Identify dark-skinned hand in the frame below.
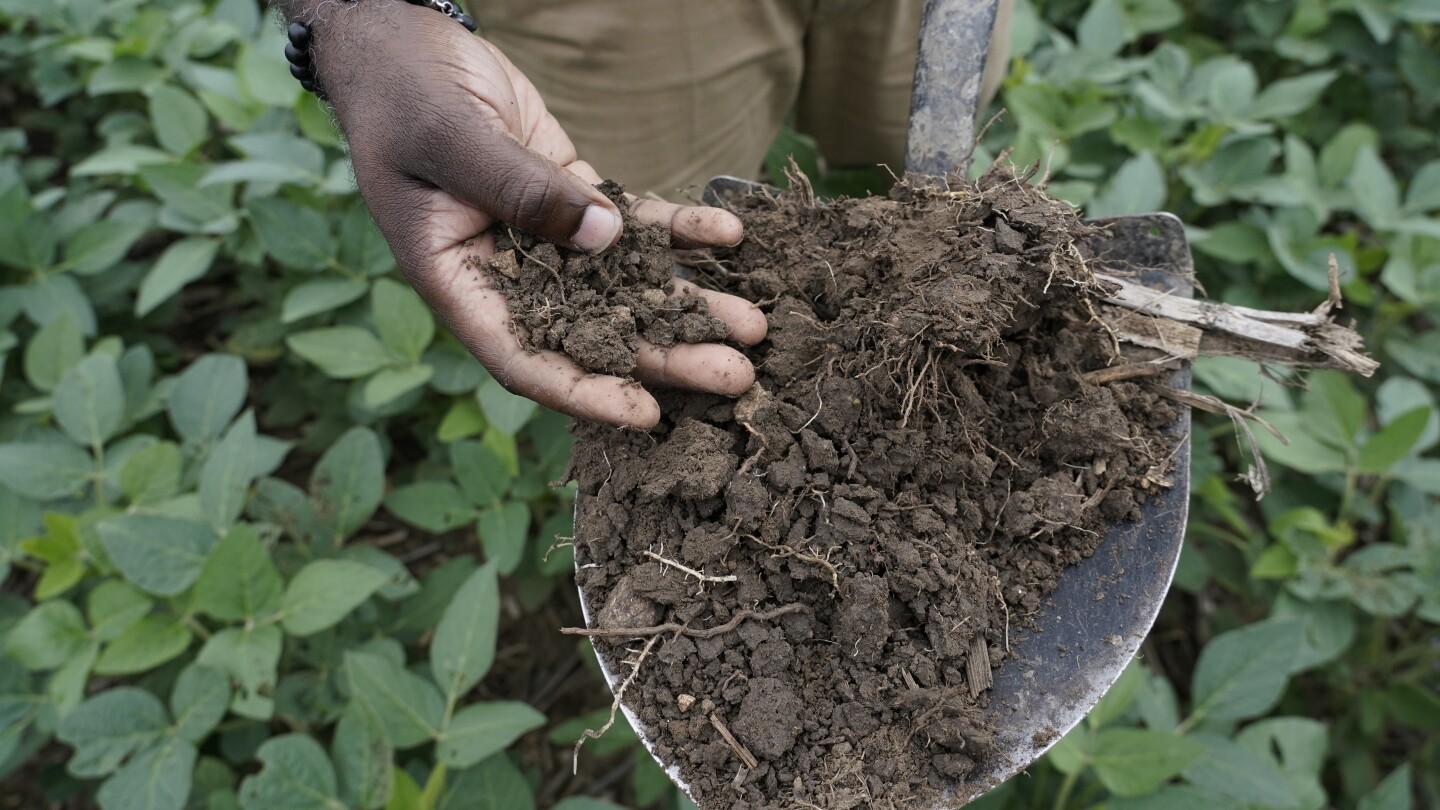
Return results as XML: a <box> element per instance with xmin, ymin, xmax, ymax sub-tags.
<box><xmin>307</xmin><ymin>2</ymin><xmax>766</xmax><ymax>428</ymax></box>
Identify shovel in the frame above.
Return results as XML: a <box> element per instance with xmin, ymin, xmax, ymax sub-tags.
<box><xmin>575</xmin><ymin>0</ymin><xmax>1194</xmax><ymax>804</ymax></box>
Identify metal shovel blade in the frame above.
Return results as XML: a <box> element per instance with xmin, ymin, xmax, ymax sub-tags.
<box><xmin>574</xmin><ymin>175</ymin><xmax>1194</xmax><ymax>806</ymax></box>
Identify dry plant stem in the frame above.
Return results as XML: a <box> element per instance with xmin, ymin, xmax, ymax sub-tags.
<box><xmin>1079</xmin><ymin>364</ymin><xmax>1165</xmax><ymax>385</ymax></box>
<box><xmin>573</xmin><ymin>632</ymin><xmax>661</xmax><ymax>774</ymax></box>
<box><xmin>1151</xmin><ymin>385</ymin><xmax>1281</xmax><ymax>497</ymax></box>
<box><xmin>560</xmin><ymin>604</ymin><xmax>810</xmax><ymax>640</ymax></box>
<box><xmin>710</xmin><ymin>713</ymin><xmax>760</xmax><ymax>770</ymax></box>
<box><xmin>642</xmin><ymin>549</ymin><xmax>738</xmax><ymax>584</ymax></box>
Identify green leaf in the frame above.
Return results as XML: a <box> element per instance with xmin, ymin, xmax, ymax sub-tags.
<box><xmin>71</xmin><ymin>145</ymin><xmax>174</xmax><ymax>177</ymax></box>
<box><xmin>199</xmin><ymin>411</ymin><xmax>259</xmax><ymax>531</ymax></box>
<box><xmin>431</xmin><ymin>561</ymin><xmax>500</xmax><ymax>701</ymax></box>
<box><xmin>97</xmin><ymin>736</ymin><xmax>197</xmax><ymax>810</ymax></box>
<box><xmin>22</xmin><ymin>312</ymin><xmax>83</xmax><ymax>392</ymax></box>
<box><xmin>281</xmin><ymin>278</ymin><xmax>369</xmax><ymax>324</ymax></box>
<box><xmin>384</xmin><ymin>482</ymin><xmax>476</xmax><ymax>533</ymax></box>
<box><xmin>54</xmin><ymin>353</ymin><xmax>126</xmax><ymax>447</ymax></box>
<box><xmin>1246</xmin><ymin>70</ymin><xmax>1338</xmax><ymax>120</ymax></box>
<box><xmin>280</xmin><ymin>560</ymin><xmax>388</xmax><ymax>636</ymax></box>
<box><xmin>195</xmin><ymin>525</ymin><xmax>283</xmax><ymax>622</ymax></box>
<box><xmin>287</xmin><ymin>327</ymin><xmax>391</xmax><ymax>379</ymax></box>
<box><xmin>1088</xmin><ymin>728</ymin><xmax>1204</xmax><ymax>797</ymax></box>
<box><xmin>1106</xmin><ymin>785</ymin><xmax>1239</xmax><ymax>810</ymax></box>
<box><xmin>0</xmin><ymin>440</ymin><xmax>92</xmax><ymax>501</ymax></box>
<box><xmin>22</xmin><ymin>512</ymin><xmax>87</xmax><ymax>600</ymax></box>
<box><xmin>1182</xmin><ymin>732</ymin><xmax>1297</xmax><ymax>808</ymax></box>
<box><xmin>23</xmin><ymin>272</ymin><xmax>96</xmax><ymax>335</ymax></box>
<box><xmin>149</xmin><ymin>84</ymin><xmax>209</xmax><ymax>155</ymax></box>
<box><xmin>344</xmin><ymin>651</ymin><xmax>445</xmax><ymax>749</ymax></box>
<box><xmin>1235</xmin><ymin>717</ymin><xmax>1328</xmax><ymax>810</ymax></box>
<box><xmin>1088</xmin><ymin>151</ymin><xmax>1166</xmax><ymax>217</ymax></box>
<box><xmin>333</xmin><ymin>705</ymin><xmax>393</xmax><ymax>810</ymax></box>
<box><xmin>451</xmin><ymin>441</ymin><xmax>512</xmax><ymax>506</ymax></box>
<box><xmin>98</xmin><ymin>514</ymin><xmax>218</xmax><ymax>597</ymax></box>
<box><xmin>371</xmin><ymin>278</ymin><xmax>434</xmax><ymax>364</ymax></box>
<box><xmin>476</xmin><ymin>378</ymin><xmax>537</xmax><ymax>436</ymax></box>
<box><xmin>248</xmin><ymin>198</ymin><xmax>334</xmax><ymax>272</ymax></box>
<box><xmin>136</xmin><ymin>237</ymin><xmax>220</xmax><ymax>316</ymax></box>
<box><xmin>6</xmin><ymin>600</ymin><xmax>88</xmax><ymax>670</ymax></box>
<box><xmin>437</xmin><ymin>702</ymin><xmax>546</xmax><ymax>768</ymax></box>
<box><xmin>64</xmin><ymin>220</ymin><xmax>147</xmax><ymax>276</ymax></box>
<box><xmin>1076</xmin><ymin>0</ymin><xmax>1126</xmax><ymax>55</ymax></box>
<box><xmin>168</xmin><ymin>354</ymin><xmax>248</xmax><ymax>444</ymax></box>
<box><xmin>478</xmin><ymin>502</ymin><xmax>530</xmax><ymax>575</ymax></box>
<box><xmin>550</xmin><ymin>799</ymin><xmax>627</xmax><ymax>810</ymax></box>
<box><xmin>1357</xmin><ymin>406</ymin><xmax>1430</xmax><ymax>474</ymax></box>
<box><xmin>196</xmin><ymin>626</ymin><xmax>282</xmax><ymax>721</ymax></box>
<box><xmin>1357</xmin><ymin>763</ymin><xmax>1412</xmax><ymax>810</ymax></box>
<box><xmin>1377</xmin><ymin>377</ymin><xmax>1439</xmax><ymax>453</ymax></box>
<box><xmin>1189</xmin><ymin>619</ymin><xmax>1303</xmax><ymax>723</ymax></box>
<box><xmin>119</xmin><ymin>442</ymin><xmax>183</xmax><ymax>505</ymax></box>
<box><xmin>1348</xmin><ymin>145</ymin><xmax>1401</xmax><ymax>228</ymax></box>
<box><xmin>362</xmin><ymin>364</ymin><xmax>434</xmax><ymax>409</ymax></box>
<box><xmin>57</xmin><ymin>687</ymin><xmax>170</xmax><ymax>777</ymax></box>
<box><xmin>1087</xmin><ymin>658</ymin><xmax>1145</xmax><ymax>727</ymax></box>
<box><xmin>437</xmin><ymin>399</ymin><xmax>487</xmax><ymax>443</ymax></box>
<box><xmin>439</xmin><ymin>754</ymin><xmax>534</xmax><ymax>810</ymax></box>
<box><xmin>311</xmin><ymin>427</ymin><xmax>385</xmax><ymax>542</ymax></box>
<box><xmin>87</xmin><ymin>581</ymin><xmax>153</xmax><ymax>643</ymax></box>
<box><xmin>94</xmin><ymin>614</ymin><xmax>192</xmax><ymax>676</ymax></box>
<box><xmin>89</xmin><ymin>57</ymin><xmax>164</xmax><ymax>96</ymax></box>
<box><xmin>170</xmin><ymin>664</ymin><xmax>231</xmax><ymax>743</ymax></box>
<box><xmin>1403</xmin><ymin>160</ymin><xmax>1440</xmax><ymax>213</ymax></box>
<box><xmin>238</xmin><ymin>734</ymin><xmax>341</xmax><ymax>810</ymax></box>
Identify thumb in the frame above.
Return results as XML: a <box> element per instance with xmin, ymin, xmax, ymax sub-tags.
<box><xmin>423</xmin><ymin>121</ymin><xmax>622</xmax><ymax>253</ymax></box>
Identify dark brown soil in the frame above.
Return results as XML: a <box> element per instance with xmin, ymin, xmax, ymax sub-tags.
<box><xmin>552</xmin><ymin>167</ymin><xmax>1178</xmax><ymax>809</ymax></box>
<box><xmin>485</xmin><ymin>182</ymin><xmax>730</xmax><ymax>377</ymax></box>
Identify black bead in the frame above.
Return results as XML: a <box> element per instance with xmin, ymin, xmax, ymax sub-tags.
<box><xmin>290</xmin><ymin>63</ymin><xmax>312</xmax><ymax>81</ymax></box>
<box><xmin>456</xmin><ymin>12</ymin><xmax>477</xmax><ymax>31</ymax></box>
<box><xmin>287</xmin><ymin>22</ymin><xmax>311</xmax><ymax>47</ymax></box>
<box><xmin>284</xmin><ymin>42</ymin><xmax>309</xmax><ymax>66</ymax></box>
<box><xmin>301</xmin><ymin>79</ymin><xmax>317</xmax><ymax>93</ymax></box>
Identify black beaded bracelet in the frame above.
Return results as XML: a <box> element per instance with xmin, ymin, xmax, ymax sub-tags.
<box><xmin>285</xmin><ymin>0</ymin><xmax>478</xmax><ymax>102</ymax></box>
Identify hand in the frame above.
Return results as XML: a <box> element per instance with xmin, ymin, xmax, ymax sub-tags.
<box><xmin>311</xmin><ymin>3</ymin><xmax>766</xmax><ymax>428</ymax></box>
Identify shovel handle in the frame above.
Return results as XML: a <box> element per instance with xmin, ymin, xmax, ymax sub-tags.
<box><xmin>905</xmin><ymin>0</ymin><xmax>1003</xmax><ymax>177</ymax></box>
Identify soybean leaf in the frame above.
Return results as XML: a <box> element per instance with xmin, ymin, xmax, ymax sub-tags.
<box><xmin>1376</xmin><ymin>377</ymin><xmax>1439</xmax><ymax>452</ymax></box>
<box><xmin>431</xmin><ymin>561</ymin><xmax>500</xmax><ymax>701</ymax></box>
<box><xmin>1348</xmin><ymin>145</ymin><xmax>1401</xmax><ymax>227</ymax></box>
<box><xmin>22</xmin><ymin>272</ymin><xmax>97</xmax><ymax>335</ymax></box>
<box><xmin>57</xmin><ymin>687</ymin><xmax>170</xmax><ymax>777</ymax></box>
<box><xmin>1235</xmin><ymin>717</ymin><xmax>1328</xmax><ymax>810</ymax></box>
<box><xmin>371</xmin><ymin>278</ymin><xmax>434</xmax><ymax>364</ymax></box>
<box><xmin>1357</xmin><ymin>406</ymin><xmax>1430</xmax><ymax>474</ymax></box>
<box><xmin>1358</xmin><ymin>763</ymin><xmax>1413</xmax><ymax>810</ymax></box>
<box><xmin>53</xmin><ymin>353</ymin><xmax>125</xmax><ymax>448</ymax></box>
<box><xmin>476</xmin><ymin>378</ymin><xmax>537</xmax><ymax>436</ymax></box>
<box><xmin>280</xmin><ymin>560</ymin><xmax>388</xmax><ymax>636</ymax></box>
<box><xmin>342</xmin><ymin>546</ymin><xmax>420</xmax><ymax>602</ymax></box>
<box><xmin>1106</xmin><ymin>785</ymin><xmax>1239</xmax><ymax>810</ymax></box>
<box><xmin>451</xmin><ymin>440</ymin><xmax>512</xmax><ymax>506</ymax></box>
<box><xmin>334</xmin><ymin>705</ymin><xmax>393</xmax><ymax>810</ymax></box>
<box><xmin>64</xmin><ymin>220</ymin><xmax>147</xmax><ymax>276</ymax></box>
<box><xmin>311</xmin><ymin>427</ymin><xmax>385</xmax><ymax>542</ymax></box>
<box><xmin>1181</xmin><ymin>732</ymin><xmax>1297</xmax><ymax>807</ymax></box>
<box><xmin>87</xmin><ymin>581</ymin><xmax>153</xmax><ymax>643</ymax></box>
<box><xmin>1403</xmin><ymin>161</ymin><xmax>1440</xmax><ymax>214</ymax></box>
<box><xmin>551</xmin><ymin>799</ymin><xmax>627</xmax><ymax>810</ymax></box>
<box><xmin>199</xmin><ymin>411</ymin><xmax>258</xmax><ymax>531</ymax></box>
<box><xmin>238</xmin><ymin>734</ymin><xmax>341</xmax><ymax>810</ymax></box>
<box><xmin>149</xmin><ymin>83</ymin><xmax>209</xmax><ymax>155</ymax></box>
<box><xmin>22</xmin><ymin>311</ymin><xmax>83</xmax><ymax>392</ymax></box>
<box><xmin>168</xmin><ymin>353</ymin><xmax>248</xmax><ymax>444</ymax></box>
<box><xmin>119</xmin><ymin>441</ymin><xmax>183</xmax><ymax>505</ymax></box>
<box><xmin>170</xmin><ymin>664</ymin><xmax>231</xmax><ymax>743</ymax></box>
<box><xmin>478</xmin><ymin>502</ymin><xmax>530</xmax><ymax>576</ymax></box>
<box><xmin>22</xmin><ymin>512</ymin><xmax>87</xmax><ymax>600</ymax></box>
<box><xmin>0</xmin><ymin>440</ymin><xmax>92</xmax><ymax>501</ymax></box>
<box><xmin>362</xmin><ymin>364</ymin><xmax>434</xmax><ymax>409</ymax></box>
<box><xmin>1087</xmin><ymin>152</ymin><xmax>1166</xmax><ymax>217</ymax></box>
<box><xmin>343</xmin><ymin>651</ymin><xmax>445</xmax><ymax>749</ymax></box>
<box><xmin>281</xmin><ymin>278</ymin><xmax>368</xmax><ymax>324</ymax></box>
<box><xmin>94</xmin><ymin>614</ymin><xmax>192</xmax><ymax>676</ymax></box>
<box><xmin>384</xmin><ymin>481</ymin><xmax>476</xmax><ymax>533</ymax></box>
<box><xmin>1088</xmin><ymin>728</ymin><xmax>1203</xmax><ymax>797</ymax></box>
<box><xmin>194</xmin><ymin>525</ymin><xmax>283</xmax><ymax>622</ymax></box>
<box><xmin>98</xmin><ymin>514</ymin><xmax>217</xmax><ymax>597</ymax></box>
<box><xmin>1189</xmin><ymin>619</ymin><xmax>1303</xmax><ymax>723</ymax></box>
<box><xmin>437</xmin><ymin>701</ymin><xmax>546</xmax><ymax>769</ymax></box>
<box><xmin>339</xmin><ymin>206</ymin><xmax>396</xmax><ymax>276</ymax></box>
<box><xmin>1088</xmin><ymin>657</ymin><xmax>1145</xmax><ymax>727</ymax></box>
<box><xmin>97</xmin><ymin>736</ymin><xmax>197</xmax><ymax>810</ymax></box>
<box><xmin>395</xmin><ymin>558</ymin><xmax>479</xmax><ymax>635</ymax></box>
<box><xmin>287</xmin><ymin>327</ymin><xmax>391</xmax><ymax>379</ymax></box>
<box><xmin>248</xmin><ymin>197</ymin><xmax>334</xmax><ymax>271</ymax></box>
<box><xmin>196</xmin><ymin>626</ymin><xmax>282</xmax><ymax>721</ymax></box>
<box><xmin>1247</xmin><ymin>70</ymin><xmax>1338</xmax><ymax>120</ymax></box>
<box><xmin>6</xmin><ymin>600</ymin><xmax>88</xmax><ymax>670</ymax></box>
<box><xmin>136</xmin><ymin>236</ymin><xmax>220</xmax><ymax>316</ymax></box>
<box><xmin>438</xmin><ymin>754</ymin><xmax>534</xmax><ymax>810</ymax></box>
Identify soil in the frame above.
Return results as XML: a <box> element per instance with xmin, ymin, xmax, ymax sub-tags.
<box><xmin>524</xmin><ymin>166</ymin><xmax>1179</xmax><ymax>809</ymax></box>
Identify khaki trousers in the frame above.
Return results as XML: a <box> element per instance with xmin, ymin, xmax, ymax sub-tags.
<box><xmin>475</xmin><ymin>0</ymin><xmax>1012</xmax><ymax>199</ymax></box>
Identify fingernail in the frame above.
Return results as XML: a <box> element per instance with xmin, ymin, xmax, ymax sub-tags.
<box><xmin>572</xmin><ymin>205</ymin><xmax>622</xmax><ymax>253</ymax></box>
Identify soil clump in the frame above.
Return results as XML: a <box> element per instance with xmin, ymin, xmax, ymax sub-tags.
<box><xmin>554</xmin><ymin>167</ymin><xmax>1180</xmax><ymax>809</ymax></box>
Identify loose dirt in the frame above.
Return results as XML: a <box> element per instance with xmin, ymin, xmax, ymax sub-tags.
<box><xmin>511</xmin><ymin>167</ymin><xmax>1180</xmax><ymax>809</ymax></box>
